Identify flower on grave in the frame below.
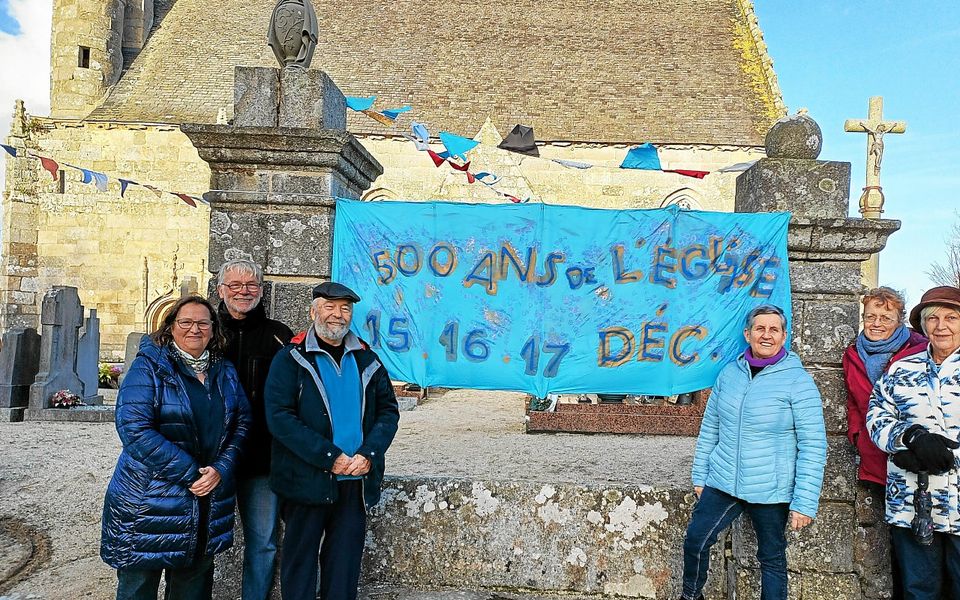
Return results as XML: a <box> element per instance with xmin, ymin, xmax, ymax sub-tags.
<box><xmin>50</xmin><ymin>389</ymin><xmax>82</xmax><ymax>408</ymax></box>
<box><xmin>99</xmin><ymin>363</ymin><xmax>122</xmax><ymax>388</ymax></box>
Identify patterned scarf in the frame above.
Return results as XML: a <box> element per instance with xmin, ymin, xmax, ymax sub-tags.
<box><xmin>171</xmin><ymin>342</ymin><xmax>210</xmax><ymax>376</ymax></box>
<box><xmin>856</xmin><ymin>324</ymin><xmax>910</xmax><ymax>384</ymax></box>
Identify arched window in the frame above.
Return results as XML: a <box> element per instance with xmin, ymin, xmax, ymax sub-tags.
<box><xmin>660</xmin><ymin>188</ymin><xmax>704</xmax><ymax>210</ymax></box>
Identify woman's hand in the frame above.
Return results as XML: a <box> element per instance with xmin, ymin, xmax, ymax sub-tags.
<box><xmin>694</xmin><ymin>486</ymin><xmax>703</xmax><ymax>498</ymax></box>
<box><xmin>189</xmin><ymin>466</ymin><xmax>221</xmax><ymax>497</ymax></box>
<box><xmin>789</xmin><ymin>511</ymin><xmax>813</xmax><ymax>530</ymax></box>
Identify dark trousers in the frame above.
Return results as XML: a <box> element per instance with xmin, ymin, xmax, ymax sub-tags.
<box><xmin>891</xmin><ymin>525</ymin><xmax>960</xmax><ymax>599</ymax></box>
<box><xmin>681</xmin><ymin>486</ymin><xmax>790</xmax><ymax>600</ymax></box>
<box><xmin>116</xmin><ymin>557</ymin><xmax>214</xmax><ymax>600</ymax></box>
<box><xmin>279</xmin><ymin>480</ymin><xmax>366</xmax><ymax>600</ymax></box>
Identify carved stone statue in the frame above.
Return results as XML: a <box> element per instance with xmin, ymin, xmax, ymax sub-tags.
<box><xmin>268</xmin><ymin>0</ymin><xmax>319</xmax><ymax>69</ymax></box>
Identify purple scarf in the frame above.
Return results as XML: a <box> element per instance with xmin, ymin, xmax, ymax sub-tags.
<box><xmin>744</xmin><ymin>346</ymin><xmax>787</xmax><ymax>368</ymax></box>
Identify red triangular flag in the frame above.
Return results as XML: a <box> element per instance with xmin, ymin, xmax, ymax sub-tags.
<box><xmin>663</xmin><ymin>169</ymin><xmax>709</xmax><ymax>179</ymax></box>
<box><xmin>449</xmin><ymin>160</ymin><xmax>471</xmax><ymax>172</ymax></box>
<box><xmin>38</xmin><ymin>156</ymin><xmax>59</xmax><ymax>181</ymax></box>
<box><xmin>174</xmin><ymin>193</ymin><xmax>197</xmax><ymax>208</ymax></box>
<box><xmin>426</xmin><ymin>149</ymin><xmax>446</xmax><ymax>167</ymax></box>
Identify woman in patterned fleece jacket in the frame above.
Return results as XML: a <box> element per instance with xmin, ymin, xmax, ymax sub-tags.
<box><xmin>867</xmin><ymin>286</ymin><xmax>960</xmax><ymax>600</ymax></box>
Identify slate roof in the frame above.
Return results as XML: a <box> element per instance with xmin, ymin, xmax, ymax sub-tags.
<box><xmin>89</xmin><ymin>0</ymin><xmax>784</xmax><ymax>145</ymax></box>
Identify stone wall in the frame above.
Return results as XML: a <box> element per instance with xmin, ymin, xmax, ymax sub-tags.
<box><xmin>1</xmin><ymin>118</ymin><xmax>210</xmax><ymax>359</ymax></box>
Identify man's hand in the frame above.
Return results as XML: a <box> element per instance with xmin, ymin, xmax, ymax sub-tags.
<box><xmin>331</xmin><ymin>453</ymin><xmax>352</xmax><ymax>475</ymax></box>
<box><xmin>343</xmin><ymin>455</ymin><xmax>371</xmax><ymax>476</ymax></box>
<box><xmin>789</xmin><ymin>511</ymin><xmax>813</xmax><ymax>530</ymax></box>
<box><xmin>694</xmin><ymin>486</ymin><xmax>703</xmax><ymax>498</ymax></box>
<box><xmin>189</xmin><ymin>466</ymin><xmax>221</xmax><ymax>497</ymax></box>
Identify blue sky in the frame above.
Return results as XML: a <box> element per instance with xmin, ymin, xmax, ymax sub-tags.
<box><xmin>0</xmin><ymin>0</ymin><xmax>20</xmax><ymax>35</ymax></box>
<box><xmin>754</xmin><ymin>2</ymin><xmax>960</xmax><ymax>306</ymax></box>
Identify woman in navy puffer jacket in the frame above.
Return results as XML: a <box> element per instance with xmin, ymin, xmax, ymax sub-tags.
<box><xmin>101</xmin><ymin>296</ymin><xmax>250</xmax><ymax>600</ymax></box>
<box><xmin>678</xmin><ymin>304</ymin><xmax>827</xmax><ymax>600</ymax></box>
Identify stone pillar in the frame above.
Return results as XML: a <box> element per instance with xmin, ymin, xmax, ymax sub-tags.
<box><xmin>730</xmin><ymin>113</ymin><xmax>900</xmax><ymax>599</ymax></box>
<box><xmin>0</xmin><ymin>327</ymin><xmax>41</xmax><ymax>422</ymax></box>
<box><xmin>182</xmin><ymin>66</ymin><xmax>382</xmax><ymax>331</ymax></box>
<box><xmin>78</xmin><ymin>308</ymin><xmax>103</xmax><ymax>404</ymax></box>
<box><xmin>0</xmin><ymin>100</ymin><xmax>42</xmax><ymax>333</ymax></box>
<box><xmin>28</xmin><ymin>286</ymin><xmax>85</xmax><ymax>411</ymax></box>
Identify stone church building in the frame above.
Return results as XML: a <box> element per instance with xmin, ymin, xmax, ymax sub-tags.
<box><xmin>0</xmin><ymin>0</ymin><xmax>784</xmax><ymax>357</ymax></box>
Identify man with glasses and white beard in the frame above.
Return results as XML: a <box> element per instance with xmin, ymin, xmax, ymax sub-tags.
<box><xmin>215</xmin><ymin>259</ymin><xmax>293</xmax><ymax>600</ymax></box>
<box><xmin>264</xmin><ymin>282</ymin><xmax>399</xmax><ymax>600</ymax></box>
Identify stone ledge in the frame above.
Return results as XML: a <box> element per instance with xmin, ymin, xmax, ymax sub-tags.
<box><xmin>24</xmin><ymin>406</ymin><xmax>115</xmax><ymax>423</ymax></box>
<box><xmin>787</xmin><ymin>218</ymin><xmax>901</xmax><ymax>259</ymax></box>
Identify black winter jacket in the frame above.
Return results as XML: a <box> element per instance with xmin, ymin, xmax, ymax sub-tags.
<box><xmin>218</xmin><ymin>302</ymin><xmax>293</xmax><ymax>478</ymax></box>
<box><xmin>264</xmin><ymin>329</ymin><xmax>399</xmax><ymax>508</ymax></box>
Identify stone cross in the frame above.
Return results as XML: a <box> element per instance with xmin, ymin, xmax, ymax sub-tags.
<box><xmin>28</xmin><ymin>286</ymin><xmax>85</xmax><ymax>409</ymax></box>
<box><xmin>77</xmin><ymin>308</ymin><xmax>103</xmax><ymax>404</ymax></box>
<box><xmin>843</xmin><ymin>96</ymin><xmax>906</xmax><ymax>219</ymax></box>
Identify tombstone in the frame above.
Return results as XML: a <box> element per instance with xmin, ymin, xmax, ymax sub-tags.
<box><xmin>77</xmin><ymin>308</ymin><xmax>103</xmax><ymax>404</ymax></box>
<box><xmin>0</xmin><ymin>327</ymin><xmax>41</xmax><ymax>422</ymax></box>
<box><xmin>28</xmin><ymin>286</ymin><xmax>84</xmax><ymax>409</ymax></box>
<box><xmin>26</xmin><ymin>286</ymin><xmax>114</xmax><ymax>422</ymax></box>
<box><xmin>119</xmin><ymin>331</ymin><xmax>148</xmax><ymax>386</ymax></box>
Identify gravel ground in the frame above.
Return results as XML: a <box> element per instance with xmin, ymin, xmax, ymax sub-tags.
<box><xmin>0</xmin><ymin>390</ymin><xmax>696</xmax><ymax>599</ymax></box>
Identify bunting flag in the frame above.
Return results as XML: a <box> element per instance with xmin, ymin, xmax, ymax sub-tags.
<box><xmin>174</xmin><ymin>193</ymin><xmax>198</xmax><ymax>208</ymax></box>
<box><xmin>345</xmin><ymin>96</ymin><xmax>377</xmax><ymax>111</ymax></box>
<box><xmin>143</xmin><ymin>184</ymin><xmax>163</xmax><ymax>198</ymax></box>
<box><xmin>360</xmin><ymin>110</ymin><xmax>396</xmax><ymax>126</ymax></box>
<box><xmin>438</xmin><ymin>132</ymin><xmax>479</xmax><ymax>161</ymax></box>
<box><xmin>498</xmin><ymin>124</ymin><xmax>540</xmax><ymax>157</ymax></box>
<box><xmin>552</xmin><ymin>159</ymin><xmax>592</xmax><ymax>169</ymax></box>
<box><xmin>663</xmin><ymin>169</ymin><xmax>710</xmax><ymax>179</ymax></box>
<box><xmin>1</xmin><ymin>144</ymin><xmax>16</xmax><ymax>158</ymax></box>
<box><xmin>380</xmin><ymin>106</ymin><xmax>412</xmax><ymax>121</ymax></box>
<box><xmin>90</xmin><ymin>170</ymin><xmax>109</xmax><ymax>192</ymax></box>
<box><xmin>620</xmin><ymin>143</ymin><xmax>662</xmax><ymax>170</ymax></box>
<box><xmin>718</xmin><ymin>161</ymin><xmax>757</xmax><ymax>172</ymax></box>
<box><xmin>426</xmin><ymin>149</ymin><xmax>446</xmax><ymax>167</ymax></box>
<box><xmin>118</xmin><ymin>179</ymin><xmax>135</xmax><ymax>198</ymax></box>
<box><xmin>38</xmin><ymin>156</ymin><xmax>59</xmax><ymax>180</ymax></box>
<box><xmin>411</xmin><ymin>121</ymin><xmax>430</xmax><ymax>146</ymax></box>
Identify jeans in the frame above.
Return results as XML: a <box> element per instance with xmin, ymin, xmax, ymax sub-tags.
<box><xmin>116</xmin><ymin>557</ymin><xmax>214</xmax><ymax>600</ymax></box>
<box><xmin>279</xmin><ymin>480</ymin><xmax>366</xmax><ymax>600</ymax></box>
<box><xmin>890</xmin><ymin>525</ymin><xmax>960</xmax><ymax>599</ymax></box>
<box><xmin>681</xmin><ymin>486</ymin><xmax>790</xmax><ymax>600</ymax></box>
<box><xmin>236</xmin><ymin>476</ymin><xmax>281</xmax><ymax>600</ymax></box>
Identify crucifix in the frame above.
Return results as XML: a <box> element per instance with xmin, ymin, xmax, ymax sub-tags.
<box><xmin>844</xmin><ymin>96</ymin><xmax>906</xmax><ymax>219</ymax></box>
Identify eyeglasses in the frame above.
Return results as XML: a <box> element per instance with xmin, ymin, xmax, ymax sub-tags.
<box><xmin>221</xmin><ymin>282</ymin><xmax>262</xmax><ymax>292</ymax></box>
<box><xmin>863</xmin><ymin>314</ymin><xmax>897</xmax><ymax>325</ymax></box>
<box><xmin>175</xmin><ymin>319</ymin><xmax>213</xmax><ymax>331</ymax></box>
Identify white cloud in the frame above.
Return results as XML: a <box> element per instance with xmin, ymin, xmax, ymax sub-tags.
<box><xmin>0</xmin><ymin>0</ymin><xmax>53</xmax><ymax>188</ymax></box>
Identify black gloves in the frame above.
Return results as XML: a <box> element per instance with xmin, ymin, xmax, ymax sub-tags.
<box><xmin>898</xmin><ymin>425</ymin><xmax>960</xmax><ymax>475</ymax></box>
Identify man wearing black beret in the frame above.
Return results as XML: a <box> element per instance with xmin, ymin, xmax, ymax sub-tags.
<box><xmin>264</xmin><ymin>282</ymin><xmax>399</xmax><ymax>600</ymax></box>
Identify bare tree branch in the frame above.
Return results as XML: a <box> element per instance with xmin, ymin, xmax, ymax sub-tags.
<box><xmin>927</xmin><ymin>215</ymin><xmax>960</xmax><ymax>287</ymax></box>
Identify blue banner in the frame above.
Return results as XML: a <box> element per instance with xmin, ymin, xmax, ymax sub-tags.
<box><xmin>332</xmin><ymin>199</ymin><xmax>791</xmax><ymax>397</ymax></box>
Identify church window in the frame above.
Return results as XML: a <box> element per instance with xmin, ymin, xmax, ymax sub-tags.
<box><xmin>78</xmin><ymin>46</ymin><xmax>91</xmax><ymax>68</ymax></box>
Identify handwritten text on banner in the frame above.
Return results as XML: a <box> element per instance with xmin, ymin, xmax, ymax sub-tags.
<box><xmin>332</xmin><ymin>199</ymin><xmax>791</xmax><ymax>397</ymax></box>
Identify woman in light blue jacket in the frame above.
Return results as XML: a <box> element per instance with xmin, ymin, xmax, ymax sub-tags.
<box><xmin>678</xmin><ymin>305</ymin><xmax>827</xmax><ymax>600</ymax></box>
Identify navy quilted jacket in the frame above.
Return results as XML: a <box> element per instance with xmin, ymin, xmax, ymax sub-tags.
<box><xmin>691</xmin><ymin>351</ymin><xmax>827</xmax><ymax>518</ymax></box>
<box><xmin>100</xmin><ymin>337</ymin><xmax>251</xmax><ymax>569</ymax></box>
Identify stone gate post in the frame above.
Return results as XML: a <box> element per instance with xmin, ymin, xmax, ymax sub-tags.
<box><xmin>730</xmin><ymin>114</ymin><xmax>900</xmax><ymax>599</ymax></box>
<box><xmin>182</xmin><ymin>67</ymin><xmax>383</xmax><ymax>330</ymax></box>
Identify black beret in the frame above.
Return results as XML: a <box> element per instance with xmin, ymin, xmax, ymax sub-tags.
<box><xmin>312</xmin><ymin>281</ymin><xmax>361</xmax><ymax>303</ymax></box>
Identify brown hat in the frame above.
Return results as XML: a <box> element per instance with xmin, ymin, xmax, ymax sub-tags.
<box><xmin>909</xmin><ymin>286</ymin><xmax>960</xmax><ymax>332</ymax></box>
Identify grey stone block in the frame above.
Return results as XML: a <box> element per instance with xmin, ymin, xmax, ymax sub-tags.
<box><xmin>821</xmin><ymin>435</ymin><xmax>857</xmax><ymax>503</ymax></box>
<box><xmin>0</xmin><ymin>327</ymin><xmax>41</xmax><ymax>409</ymax></box>
<box><xmin>234</xmin><ymin>66</ymin><xmax>280</xmax><ymax>128</ymax></box>
<box><xmin>268</xmin><ymin>281</ymin><xmax>316</xmax><ymax>333</ymax></box>
<box><xmin>808</xmin><ymin>368</ymin><xmax>847</xmax><ymax>436</ymax></box>
<box><xmin>789</xmin><ymin>261</ymin><xmax>862</xmax><ymax>296</ymax></box>
<box><xmin>792</xmin><ymin>300</ymin><xmax>859</xmax><ymax>366</ymax></box>
<box><xmin>278</xmin><ymin>68</ymin><xmax>346</xmax><ymax>130</ymax></box>
<box><xmin>735</xmin><ymin>159</ymin><xmax>851</xmax><ymax>220</ymax></box>
<box><xmin>24</xmin><ymin>406</ymin><xmax>116</xmax><ymax>422</ymax></box>
<box><xmin>0</xmin><ymin>407</ymin><xmax>25</xmax><ymax>422</ymax></box>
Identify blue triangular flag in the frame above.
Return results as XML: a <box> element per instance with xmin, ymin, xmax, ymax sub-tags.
<box><xmin>0</xmin><ymin>144</ymin><xmax>16</xmax><ymax>157</ymax></box>
<box><xmin>381</xmin><ymin>106</ymin><xmax>412</xmax><ymax>121</ymax></box>
<box><xmin>345</xmin><ymin>96</ymin><xmax>376</xmax><ymax>111</ymax></box>
<box><xmin>79</xmin><ymin>168</ymin><xmax>93</xmax><ymax>184</ymax></box>
<box><xmin>90</xmin><ymin>170</ymin><xmax>108</xmax><ymax>192</ymax></box>
<box><xmin>119</xmin><ymin>179</ymin><xmax>137</xmax><ymax>197</ymax></box>
<box><xmin>439</xmin><ymin>132</ymin><xmax>479</xmax><ymax>161</ymax></box>
<box><xmin>620</xmin><ymin>143</ymin><xmax>662</xmax><ymax>170</ymax></box>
